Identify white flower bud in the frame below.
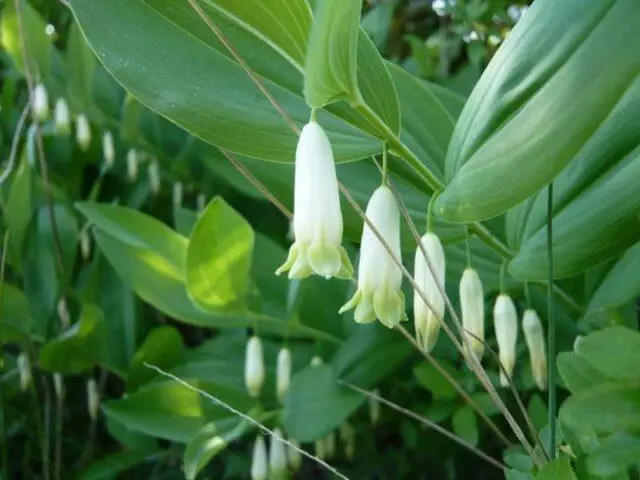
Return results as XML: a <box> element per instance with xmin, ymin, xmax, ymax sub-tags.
<box><xmin>80</xmin><ymin>230</ymin><xmax>91</xmax><ymax>260</ymax></box>
<box><xmin>18</xmin><ymin>352</ymin><xmax>31</xmax><ymax>391</ymax></box>
<box><xmin>276</xmin><ymin>347</ymin><xmax>292</xmax><ymax>402</ymax></box>
<box><xmin>33</xmin><ymin>83</ymin><xmax>49</xmax><ymax>122</ymax></box>
<box><xmin>75</xmin><ymin>114</ymin><xmax>91</xmax><ymax>151</ymax></box>
<box><xmin>172</xmin><ymin>181</ymin><xmax>183</xmax><ymax>208</ymax></box>
<box><xmin>573</xmin><ymin>335</ymin><xmax>583</xmax><ymax>352</ymax></box>
<box><xmin>126</xmin><ymin>149</ymin><xmax>138</xmax><ymax>182</ymax></box>
<box><xmin>57</xmin><ymin>298</ymin><xmax>70</xmax><ymax>329</ymax></box>
<box><xmin>251</xmin><ymin>435</ymin><xmax>268</xmax><ymax>480</ymax></box>
<box><xmin>340</xmin><ymin>185</ymin><xmax>405</xmax><ymax>328</ymax></box>
<box><xmin>87</xmin><ymin>378</ymin><xmax>100</xmax><ymax>421</ymax></box>
<box><xmin>244</xmin><ymin>336</ymin><xmax>265</xmax><ymax>398</ymax></box>
<box><xmin>287</xmin><ymin>438</ymin><xmax>302</xmax><ymax>472</ymax></box>
<box><xmin>460</xmin><ymin>268</ymin><xmax>485</xmax><ymax>361</ymax></box>
<box><xmin>276</xmin><ymin>120</ymin><xmax>352</xmax><ymax>280</ymax></box>
<box><xmin>413</xmin><ymin>232</ymin><xmax>446</xmax><ymax>352</ymax></box>
<box><xmin>269</xmin><ymin>428</ymin><xmax>288</xmax><ymax>478</ymax></box>
<box><xmin>369</xmin><ymin>389</ymin><xmax>381</xmax><ymax>425</ymax></box>
<box><xmin>340</xmin><ymin>423</ymin><xmax>356</xmax><ymax>460</ymax></box>
<box><xmin>53</xmin><ymin>373</ymin><xmax>64</xmax><ymax>400</ymax></box>
<box><xmin>196</xmin><ymin>193</ymin><xmax>207</xmax><ymax>213</ymax></box>
<box><xmin>523</xmin><ymin>309</ymin><xmax>547</xmax><ymax>391</ymax></box>
<box><xmin>102</xmin><ymin>131</ymin><xmax>115</xmax><ymax>169</ymax></box>
<box><xmin>54</xmin><ymin>98</ymin><xmax>70</xmax><ymax>134</ymax></box>
<box><xmin>310</xmin><ymin>355</ymin><xmax>323</xmax><ymax>367</ymax></box>
<box><xmin>323</xmin><ymin>430</ymin><xmax>336</xmax><ymax>459</ymax></box>
<box><xmin>148</xmin><ymin>159</ymin><xmax>160</xmax><ymax>194</ymax></box>
<box><xmin>493</xmin><ymin>294</ymin><xmax>518</xmax><ymax>387</ymax></box>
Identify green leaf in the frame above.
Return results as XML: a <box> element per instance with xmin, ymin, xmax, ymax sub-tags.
<box><xmin>39</xmin><ymin>304</ymin><xmax>105</xmax><ymax>374</ymax></box>
<box><xmin>558</xmin><ymin>352</ymin><xmax>615</xmax><ymax>394</ymax></box>
<box><xmin>283</xmin><ymin>364</ymin><xmax>361</xmax><ymax>442</ymax></box>
<box><xmin>575</xmin><ymin>326</ymin><xmax>640</xmax><ymax>382</ymax></box>
<box><xmin>413</xmin><ymin>361</ymin><xmax>460</xmax><ymax>399</ymax></box>
<box><xmin>527</xmin><ymin>394</ymin><xmax>548</xmax><ymax>434</ymax></box>
<box><xmin>186</xmin><ymin>197</ymin><xmax>254</xmax><ymax>310</ymax></box>
<box><xmin>585</xmin><ymin>241</ymin><xmax>640</xmax><ymax>315</ymax></box>
<box><xmin>79</xmin><ymin>448</ymin><xmax>163</xmax><ymax>480</ymax></box>
<box><xmin>1</xmin><ymin>0</ymin><xmax>52</xmax><ymax>79</ymax></box>
<box><xmin>436</xmin><ymin>0</ymin><xmax>640</xmax><ymax>223</ymax></box>
<box><xmin>66</xmin><ymin>21</ymin><xmax>97</xmax><ymax>113</ymax></box>
<box><xmin>0</xmin><ymin>283</ymin><xmax>33</xmax><ymax>343</ymax></box>
<box><xmin>560</xmin><ymin>383</ymin><xmax>640</xmax><ymax>435</ymax></box>
<box><xmin>102</xmin><ymin>379</ymin><xmax>253</xmax><ymax>443</ymax></box>
<box><xmin>304</xmin><ymin>0</ymin><xmax>361</xmax><ymax>107</ymax></box>
<box><xmin>71</xmin><ymin>0</ymin><xmax>378</xmax><ymax>162</ymax></box>
<box><xmin>587</xmin><ymin>433</ymin><xmax>640</xmax><ymax>477</ymax></box>
<box><xmin>535</xmin><ymin>457</ymin><xmax>577</xmax><ymax>480</ymax></box>
<box><xmin>128</xmin><ymin>326</ymin><xmax>184</xmax><ymax>390</ymax></box>
<box><xmin>452</xmin><ymin>407</ymin><xmax>479</xmax><ymax>446</ymax></box>
<box><xmin>5</xmin><ymin>153</ymin><xmax>34</xmax><ymax>271</ymax></box>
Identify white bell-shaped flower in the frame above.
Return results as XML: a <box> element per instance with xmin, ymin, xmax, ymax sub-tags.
<box><xmin>340</xmin><ymin>423</ymin><xmax>356</xmax><ymax>460</ymax></box>
<box><xmin>54</xmin><ymin>98</ymin><xmax>70</xmax><ymax>135</ymax></box>
<box><xmin>57</xmin><ymin>298</ymin><xmax>70</xmax><ymax>329</ymax></box>
<box><xmin>75</xmin><ymin>114</ymin><xmax>91</xmax><ymax>151</ymax></box>
<box><xmin>244</xmin><ymin>336</ymin><xmax>265</xmax><ymax>398</ymax></box>
<box><xmin>323</xmin><ymin>430</ymin><xmax>336</xmax><ymax>459</ymax></box>
<box><xmin>196</xmin><ymin>193</ymin><xmax>207</xmax><ymax>213</ymax></box>
<box><xmin>276</xmin><ymin>120</ymin><xmax>352</xmax><ymax>280</ymax></box>
<box><xmin>86</xmin><ymin>378</ymin><xmax>100</xmax><ymax>421</ymax></box>
<box><xmin>310</xmin><ymin>355</ymin><xmax>323</xmax><ymax>367</ymax></box>
<box><xmin>523</xmin><ymin>309</ymin><xmax>547</xmax><ymax>391</ymax></box>
<box><xmin>80</xmin><ymin>230</ymin><xmax>91</xmax><ymax>260</ymax></box>
<box><xmin>287</xmin><ymin>438</ymin><xmax>302</xmax><ymax>472</ymax></box>
<box><xmin>172</xmin><ymin>181</ymin><xmax>183</xmax><ymax>208</ymax></box>
<box><xmin>251</xmin><ymin>435</ymin><xmax>268</xmax><ymax>480</ymax></box>
<box><xmin>340</xmin><ymin>185</ymin><xmax>404</xmax><ymax>328</ymax></box>
<box><xmin>493</xmin><ymin>294</ymin><xmax>518</xmax><ymax>387</ymax></box>
<box><xmin>102</xmin><ymin>131</ymin><xmax>115</xmax><ymax>169</ymax></box>
<box><xmin>33</xmin><ymin>83</ymin><xmax>49</xmax><ymax>122</ymax></box>
<box><xmin>148</xmin><ymin>159</ymin><xmax>160</xmax><ymax>194</ymax></box>
<box><xmin>460</xmin><ymin>267</ymin><xmax>485</xmax><ymax>361</ymax></box>
<box><xmin>276</xmin><ymin>347</ymin><xmax>292</xmax><ymax>402</ymax></box>
<box><xmin>314</xmin><ymin>437</ymin><xmax>325</xmax><ymax>460</ymax></box>
<box><xmin>269</xmin><ymin>428</ymin><xmax>288</xmax><ymax>478</ymax></box>
<box><xmin>413</xmin><ymin>232</ymin><xmax>446</xmax><ymax>351</ymax></box>
<box><xmin>126</xmin><ymin>149</ymin><xmax>138</xmax><ymax>182</ymax></box>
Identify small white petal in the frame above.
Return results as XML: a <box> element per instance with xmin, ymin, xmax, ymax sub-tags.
<box><xmin>148</xmin><ymin>159</ymin><xmax>161</xmax><ymax>194</ymax></box>
<box><xmin>102</xmin><ymin>131</ymin><xmax>115</xmax><ymax>169</ymax></box>
<box><xmin>276</xmin><ymin>347</ymin><xmax>292</xmax><ymax>402</ymax></box>
<box><xmin>287</xmin><ymin>438</ymin><xmax>302</xmax><ymax>472</ymax></box>
<box><xmin>76</xmin><ymin>114</ymin><xmax>92</xmax><ymax>151</ymax></box>
<box><xmin>269</xmin><ymin>428</ymin><xmax>288</xmax><ymax>476</ymax></box>
<box><xmin>523</xmin><ymin>309</ymin><xmax>547</xmax><ymax>391</ymax></box>
<box><xmin>126</xmin><ymin>149</ymin><xmax>138</xmax><ymax>182</ymax></box>
<box><xmin>18</xmin><ymin>353</ymin><xmax>31</xmax><ymax>391</ymax></box>
<box><xmin>33</xmin><ymin>83</ymin><xmax>49</xmax><ymax>122</ymax></box>
<box><xmin>86</xmin><ymin>378</ymin><xmax>100</xmax><ymax>421</ymax></box>
<box><xmin>54</xmin><ymin>98</ymin><xmax>70</xmax><ymax>134</ymax></box>
<box><xmin>172</xmin><ymin>181</ymin><xmax>183</xmax><ymax>208</ymax></box>
<box><xmin>251</xmin><ymin>435</ymin><xmax>268</xmax><ymax>480</ymax></box>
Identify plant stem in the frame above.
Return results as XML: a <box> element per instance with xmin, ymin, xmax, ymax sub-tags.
<box><xmin>546</xmin><ymin>183</ymin><xmax>557</xmax><ymax>459</ymax></box>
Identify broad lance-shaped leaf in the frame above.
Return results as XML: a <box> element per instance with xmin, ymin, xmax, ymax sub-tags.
<box><xmin>71</xmin><ymin>0</ymin><xmax>399</xmax><ymax>163</ymax></box>
<box><xmin>435</xmin><ymin>0</ymin><xmax>640</xmax><ymax>222</ymax></box>
<box><xmin>507</xmin><ymin>77</ymin><xmax>640</xmax><ymax>280</ymax></box>
<box><xmin>304</xmin><ymin>0</ymin><xmax>361</xmax><ymax>107</ymax></box>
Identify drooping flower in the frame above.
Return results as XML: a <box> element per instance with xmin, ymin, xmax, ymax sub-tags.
<box><xmin>251</xmin><ymin>435</ymin><xmax>268</xmax><ymax>480</ymax></box>
<box><xmin>244</xmin><ymin>336</ymin><xmax>265</xmax><ymax>398</ymax></box>
<box><xmin>54</xmin><ymin>98</ymin><xmax>70</xmax><ymax>135</ymax></box>
<box><xmin>276</xmin><ymin>347</ymin><xmax>292</xmax><ymax>402</ymax></box>
<box><xmin>80</xmin><ymin>230</ymin><xmax>91</xmax><ymax>260</ymax></box>
<box><xmin>460</xmin><ymin>267</ymin><xmax>485</xmax><ymax>361</ymax></box>
<box><xmin>340</xmin><ymin>423</ymin><xmax>356</xmax><ymax>460</ymax></box>
<box><xmin>148</xmin><ymin>159</ymin><xmax>160</xmax><ymax>194</ymax></box>
<box><xmin>269</xmin><ymin>428</ymin><xmax>288</xmax><ymax>478</ymax></box>
<box><xmin>102</xmin><ymin>131</ymin><xmax>115</xmax><ymax>169</ymax></box>
<box><xmin>287</xmin><ymin>438</ymin><xmax>302</xmax><ymax>472</ymax></box>
<box><xmin>18</xmin><ymin>352</ymin><xmax>31</xmax><ymax>391</ymax></box>
<box><xmin>126</xmin><ymin>149</ymin><xmax>138</xmax><ymax>182</ymax></box>
<box><xmin>323</xmin><ymin>430</ymin><xmax>336</xmax><ymax>459</ymax></box>
<box><xmin>493</xmin><ymin>294</ymin><xmax>518</xmax><ymax>387</ymax></box>
<box><xmin>340</xmin><ymin>185</ymin><xmax>405</xmax><ymax>328</ymax></box>
<box><xmin>196</xmin><ymin>193</ymin><xmax>207</xmax><ymax>213</ymax></box>
<box><xmin>413</xmin><ymin>232</ymin><xmax>446</xmax><ymax>351</ymax></box>
<box><xmin>75</xmin><ymin>114</ymin><xmax>91</xmax><ymax>151</ymax></box>
<box><xmin>276</xmin><ymin>120</ymin><xmax>352</xmax><ymax>280</ymax></box>
<box><xmin>523</xmin><ymin>309</ymin><xmax>547</xmax><ymax>391</ymax></box>
<box><xmin>57</xmin><ymin>298</ymin><xmax>70</xmax><ymax>329</ymax></box>
<box><xmin>53</xmin><ymin>373</ymin><xmax>64</xmax><ymax>400</ymax></box>
<box><xmin>86</xmin><ymin>378</ymin><xmax>100</xmax><ymax>421</ymax></box>
<box><xmin>33</xmin><ymin>83</ymin><xmax>49</xmax><ymax>122</ymax></box>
